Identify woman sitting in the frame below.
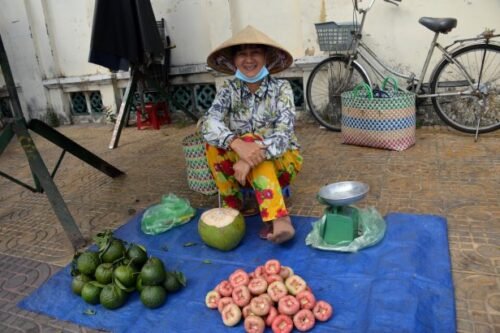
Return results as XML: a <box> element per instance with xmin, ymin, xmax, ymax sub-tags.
<box><xmin>202</xmin><ymin>25</ymin><xmax>303</xmax><ymax>244</ymax></box>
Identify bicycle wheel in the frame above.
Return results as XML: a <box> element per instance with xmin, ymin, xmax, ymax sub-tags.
<box><xmin>430</xmin><ymin>43</ymin><xmax>500</xmax><ymax>134</ymax></box>
<box><xmin>306</xmin><ymin>55</ymin><xmax>370</xmax><ymax>131</ymax></box>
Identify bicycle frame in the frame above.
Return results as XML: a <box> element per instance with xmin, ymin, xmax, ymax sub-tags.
<box><xmin>346</xmin><ymin>1</ymin><xmax>419</xmax><ymax>86</ymax></box>
<box><xmin>346</xmin><ymin>0</ymin><xmax>497</xmax><ymax>99</ymax></box>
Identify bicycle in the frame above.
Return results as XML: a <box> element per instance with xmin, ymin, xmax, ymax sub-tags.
<box><xmin>306</xmin><ymin>0</ymin><xmax>500</xmax><ymax>137</ymax></box>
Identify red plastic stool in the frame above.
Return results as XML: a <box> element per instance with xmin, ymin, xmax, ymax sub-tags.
<box><xmin>156</xmin><ymin>101</ymin><xmax>171</xmax><ymax>125</ymax></box>
<box><xmin>136</xmin><ymin>102</ymin><xmax>171</xmax><ymax>130</ymax></box>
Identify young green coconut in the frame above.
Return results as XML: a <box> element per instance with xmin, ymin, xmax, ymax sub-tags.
<box><xmin>198</xmin><ymin>208</ymin><xmax>246</xmax><ymax>251</ymax></box>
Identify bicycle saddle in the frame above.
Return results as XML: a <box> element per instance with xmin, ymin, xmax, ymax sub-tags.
<box><xmin>418</xmin><ymin>17</ymin><xmax>457</xmax><ymax>34</ymax></box>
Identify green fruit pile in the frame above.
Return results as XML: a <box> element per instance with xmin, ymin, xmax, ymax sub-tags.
<box><xmin>71</xmin><ymin>230</ymin><xmax>186</xmax><ymax>310</ymax></box>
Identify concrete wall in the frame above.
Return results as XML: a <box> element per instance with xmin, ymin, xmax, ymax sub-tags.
<box><xmin>157</xmin><ymin>0</ymin><xmax>500</xmax><ymax>74</ymax></box>
<box><xmin>0</xmin><ymin>0</ymin><xmax>499</xmax><ymax>123</ymax></box>
<box><xmin>0</xmin><ymin>0</ymin><xmax>49</xmax><ymax>120</ymax></box>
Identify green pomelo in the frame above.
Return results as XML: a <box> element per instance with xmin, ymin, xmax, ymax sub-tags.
<box><xmin>127</xmin><ymin>244</ymin><xmax>148</xmax><ymax>267</ymax></box>
<box><xmin>100</xmin><ymin>284</ymin><xmax>127</xmax><ymax>310</ymax></box>
<box><xmin>113</xmin><ymin>265</ymin><xmax>137</xmax><ymax>288</ymax></box>
<box><xmin>95</xmin><ymin>263</ymin><xmax>114</xmax><ymax>284</ymax></box>
<box><xmin>71</xmin><ymin>274</ymin><xmax>91</xmax><ymax>295</ymax></box>
<box><xmin>148</xmin><ymin>257</ymin><xmax>165</xmax><ymax>269</ymax></box>
<box><xmin>101</xmin><ymin>239</ymin><xmax>126</xmax><ymax>263</ymax></box>
<box><xmin>81</xmin><ymin>281</ymin><xmax>103</xmax><ymax>305</ymax></box>
<box><xmin>198</xmin><ymin>208</ymin><xmax>245</xmax><ymax>251</ymax></box>
<box><xmin>77</xmin><ymin>251</ymin><xmax>101</xmax><ymax>276</ymax></box>
<box><xmin>163</xmin><ymin>272</ymin><xmax>185</xmax><ymax>293</ymax></box>
<box><xmin>140</xmin><ymin>257</ymin><xmax>166</xmax><ymax>286</ymax></box>
<box><xmin>140</xmin><ymin>286</ymin><xmax>167</xmax><ymax>309</ymax></box>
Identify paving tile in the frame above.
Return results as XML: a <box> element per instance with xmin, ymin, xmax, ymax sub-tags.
<box><xmin>0</xmin><ymin>122</ymin><xmax>498</xmax><ymax>332</ymax></box>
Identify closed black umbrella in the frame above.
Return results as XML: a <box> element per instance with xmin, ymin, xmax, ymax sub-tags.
<box><xmin>89</xmin><ymin>0</ymin><xmax>164</xmax><ymax>71</ymax></box>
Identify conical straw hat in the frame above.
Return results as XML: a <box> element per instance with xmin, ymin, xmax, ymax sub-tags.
<box><xmin>207</xmin><ymin>25</ymin><xmax>293</xmax><ymax>75</ymax></box>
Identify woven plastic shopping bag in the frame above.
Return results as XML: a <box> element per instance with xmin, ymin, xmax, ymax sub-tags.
<box><xmin>182</xmin><ymin>131</ymin><xmax>218</xmax><ymax>195</ymax></box>
<box><xmin>341</xmin><ymin>78</ymin><xmax>416</xmax><ymax>151</ymax></box>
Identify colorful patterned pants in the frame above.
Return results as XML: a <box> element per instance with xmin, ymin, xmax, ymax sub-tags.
<box><xmin>205</xmin><ymin>135</ymin><xmax>302</xmax><ymax>222</ymax></box>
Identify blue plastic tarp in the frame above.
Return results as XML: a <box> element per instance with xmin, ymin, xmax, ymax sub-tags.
<box><xmin>18</xmin><ymin>211</ymin><xmax>456</xmax><ymax>332</ymax></box>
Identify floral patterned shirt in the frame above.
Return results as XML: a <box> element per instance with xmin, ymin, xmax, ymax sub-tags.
<box><xmin>201</xmin><ymin>76</ymin><xmax>300</xmax><ymax>159</ymax></box>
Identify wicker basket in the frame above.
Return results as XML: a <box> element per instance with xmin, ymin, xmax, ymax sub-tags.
<box><xmin>315</xmin><ymin>21</ymin><xmax>359</xmax><ymax>52</ymax></box>
<box><xmin>182</xmin><ymin>132</ymin><xmax>218</xmax><ymax>195</ymax></box>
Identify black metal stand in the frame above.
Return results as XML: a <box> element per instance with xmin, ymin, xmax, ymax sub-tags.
<box><xmin>108</xmin><ymin>37</ymin><xmax>199</xmax><ymax>150</ymax></box>
<box><xmin>108</xmin><ymin>66</ymin><xmax>139</xmax><ymax>149</ymax></box>
<box><xmin>108</xmin><ymin>65</ymin><xmax>199</xmax><ymax>149</ymax></box>
<box><xmin>0</xmin><ymin>35</ymin><xmax>124</xmax><ymax>250</ymax></box>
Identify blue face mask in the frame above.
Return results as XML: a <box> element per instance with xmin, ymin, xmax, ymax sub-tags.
<box><xmin>235</xmin><ymin>66</ymin><xmax>269</xmax><ymax>83</ymax></box>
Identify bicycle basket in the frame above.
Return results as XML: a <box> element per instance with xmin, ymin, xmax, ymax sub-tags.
<box><xmin>315</xmin><ymin>21</ymin><xmax>359</xmax><ymax>52</ymax></box>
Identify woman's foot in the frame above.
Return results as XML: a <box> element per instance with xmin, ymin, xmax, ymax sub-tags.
<box><xmin>267</xmin><ymin>216</ymin><xmax>295</xmax><ymax>244</ymax></box>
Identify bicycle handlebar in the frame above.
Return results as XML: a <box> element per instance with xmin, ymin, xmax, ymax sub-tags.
<box><xmin>354</xmin><ymin>0</ymin><xmax>401</xmax><ymax>13</ymax></box>
<box><xmin>354</xmin><ymin>0</ymin><xmax>376</xmax><ymax>13</ymax></box>
<box><xmin>384</xmin><ymin>0</ymin><xmax>401</xmax><ymax>6</ymax></box>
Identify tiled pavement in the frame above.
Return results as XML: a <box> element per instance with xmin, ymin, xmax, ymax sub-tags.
<box><xmin>0</xmin><ymin>121</ymin><xmax>498</xmax><ymax>332</ymax></box>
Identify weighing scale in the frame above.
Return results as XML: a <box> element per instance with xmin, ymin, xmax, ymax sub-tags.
<box><xmin>318</xmin><ymin>181</ymin><xmax>369</xmax><ymax>245</ymax></box>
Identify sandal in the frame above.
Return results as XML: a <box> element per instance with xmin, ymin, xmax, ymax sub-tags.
<box><xmin>259</xmin><ymin>223</ymin><xmax>273</xmax><ymax>240</ymax></box>
<box><xmin>241</xmin><ymin>206</ymin><xmax>259</xmax><ymax>217</ymax></box>
<box><xmin>241</xmin><ymin>194</ymin><xmax>259</xmax><ymax>217</ymax></box>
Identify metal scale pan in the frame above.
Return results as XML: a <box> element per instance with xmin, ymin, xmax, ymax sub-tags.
<box><xmin>318</xmin><ymin>181</ymin><xmax>370</xmax><ymax>207</ymax></box>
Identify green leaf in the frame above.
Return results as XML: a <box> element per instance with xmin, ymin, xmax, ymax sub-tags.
<box><xmin>112</xmin><ymin>256</ymin><xmax>126</xmax><ymax>265</ymax></box>
<box><xmin>175</xmin><ymin>271</ymin><xmax>187</xmax><ymax>287</ymax></box>
<box><xmin>88</xmin><ymin>281</ymin><xmax>106</xmax><ymax>289</ymax></box>
<box><xmin>183</xmin><ymin>242</ymin><xmax>197</xmax><ymax>247</ymax></box>
<box><xmin>93</xmin><ymin>230</ymin><xmax>114</xmax><ymax>252</ymax></box>
<box><xmin>114</xmin><ymin>278</ymin><xmax>135</xmax><ymax>293</ymax></box>
<box><xmin>83</xmin><ymin>309</ymin><xmax>96</xmax><ymax>315</ymax></box>
<box><xmin>202</xmin><ymin>259</ymin><xmax>212</xmax><ymax>264</ymax></box>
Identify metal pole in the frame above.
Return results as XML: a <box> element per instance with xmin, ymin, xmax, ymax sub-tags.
<box><xmin>0</xmin><ymin>34</ymin><xmax>86</xmax><ymax>250</ymax></box>
<box><xmin>109</xmin><ymin>66</ymin><xmax>137</xmax><ymax>149</ymax></box>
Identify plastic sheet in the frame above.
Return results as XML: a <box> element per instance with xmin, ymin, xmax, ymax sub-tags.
<box><xmin>19</xmin><ymin>211</ymin><xmax>456</xmax><ymax>333</ymax></box>
<box><xmin>305</xmin><ymin>206</ymin><xmax>386</xmax><ymax>252</ymax></box>
<box><xmin>141</xmin><ymin>194</ymin><xmax>195</xmax><ymax>235</ymax></box>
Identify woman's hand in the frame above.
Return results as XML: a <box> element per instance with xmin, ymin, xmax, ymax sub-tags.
<box><xmin>233</xmin><ymin>160</ymin><xmax>251</xmax><ymax>186</ymax></box>
<box><xmin>230</xmin><ymin>138</ymin><xmax>266</xmax><ymax>167</ymax></box>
